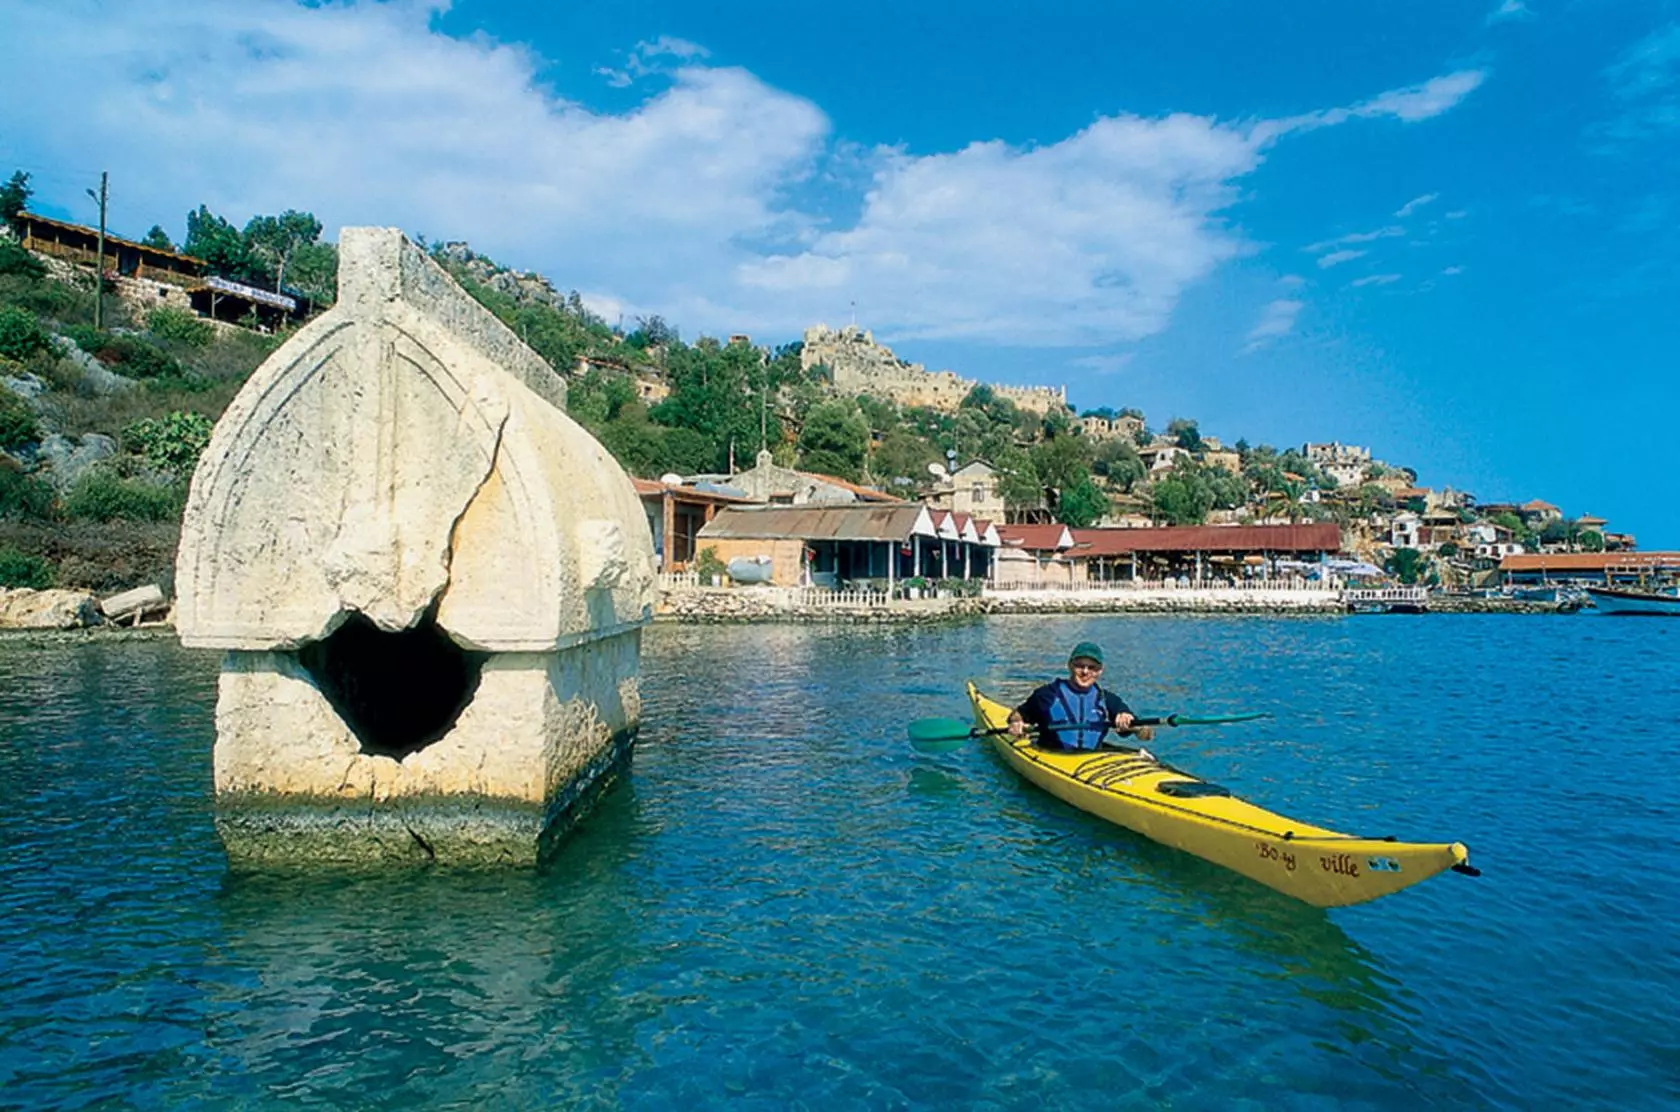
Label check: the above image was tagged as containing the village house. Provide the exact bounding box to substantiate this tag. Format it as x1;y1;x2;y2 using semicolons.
694;448;902;507
926;460;1006;522
1077;413;1146;441
694;504;998;589
634;478;755;574
1201;448;1242;474
576;354;668;403
1138;442;1190;475
1520;499;1563;526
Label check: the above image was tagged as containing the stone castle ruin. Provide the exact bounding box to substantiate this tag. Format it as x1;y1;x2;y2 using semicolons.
801;325;1066;415
175;228;654;867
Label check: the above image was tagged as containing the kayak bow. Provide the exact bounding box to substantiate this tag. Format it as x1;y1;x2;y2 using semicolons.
967;683;1474;908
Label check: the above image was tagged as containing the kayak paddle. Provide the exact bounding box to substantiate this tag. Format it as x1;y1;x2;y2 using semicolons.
907;711;1268;752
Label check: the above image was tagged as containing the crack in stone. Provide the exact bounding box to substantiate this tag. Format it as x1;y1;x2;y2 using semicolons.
436;401;509;640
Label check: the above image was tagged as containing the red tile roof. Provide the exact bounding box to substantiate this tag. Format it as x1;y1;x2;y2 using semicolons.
1071;524;1342;555
997;524;1073;550
1500;552;1680;572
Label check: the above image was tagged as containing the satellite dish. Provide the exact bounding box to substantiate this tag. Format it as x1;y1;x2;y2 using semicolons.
659;472;683;485
928;463;948;479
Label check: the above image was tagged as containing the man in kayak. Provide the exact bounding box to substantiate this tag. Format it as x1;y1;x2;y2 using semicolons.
1006;641;1154;756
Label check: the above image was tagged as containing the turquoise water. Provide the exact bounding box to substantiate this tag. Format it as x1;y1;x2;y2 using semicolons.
1;616;1676;1109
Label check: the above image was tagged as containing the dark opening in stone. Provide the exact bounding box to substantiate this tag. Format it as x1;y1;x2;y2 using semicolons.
298;609;488;759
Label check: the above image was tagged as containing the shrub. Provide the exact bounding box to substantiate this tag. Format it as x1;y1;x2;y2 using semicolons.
0;459;56;520
61;326;183;380
0;546;54;589
0;306;48;361
146;306;214;347
63;469;184;522
0;240;45;280
123;410;214;475
0;388;38;451
695;546;726;583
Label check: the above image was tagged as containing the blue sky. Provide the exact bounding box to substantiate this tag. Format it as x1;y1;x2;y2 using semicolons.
2;1;1677;543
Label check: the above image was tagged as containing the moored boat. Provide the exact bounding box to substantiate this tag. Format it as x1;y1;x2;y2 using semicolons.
1585;585;1680;616
967;683;1474;908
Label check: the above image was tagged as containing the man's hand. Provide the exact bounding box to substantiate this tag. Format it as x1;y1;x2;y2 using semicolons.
1007;712;1026;738
1114;711;1135;732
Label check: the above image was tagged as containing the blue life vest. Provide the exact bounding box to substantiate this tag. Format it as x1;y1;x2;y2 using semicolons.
1046;679;1110;751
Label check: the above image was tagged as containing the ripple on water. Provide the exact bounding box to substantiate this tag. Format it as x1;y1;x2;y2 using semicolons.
0;619;1676;1109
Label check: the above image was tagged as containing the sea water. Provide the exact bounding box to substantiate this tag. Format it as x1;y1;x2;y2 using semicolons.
0;615;1675;1109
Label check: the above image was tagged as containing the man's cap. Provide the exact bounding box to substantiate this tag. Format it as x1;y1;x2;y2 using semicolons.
1068;641;1105;667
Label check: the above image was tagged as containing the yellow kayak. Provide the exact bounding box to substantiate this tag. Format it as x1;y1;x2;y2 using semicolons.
969;683;1474;908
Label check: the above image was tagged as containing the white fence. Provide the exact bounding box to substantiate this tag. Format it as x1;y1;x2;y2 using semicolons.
1343;586;1428;604
987;576;1344;594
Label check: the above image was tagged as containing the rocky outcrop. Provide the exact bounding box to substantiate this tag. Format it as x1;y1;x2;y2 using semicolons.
801;324;1066;416
0;588;101;629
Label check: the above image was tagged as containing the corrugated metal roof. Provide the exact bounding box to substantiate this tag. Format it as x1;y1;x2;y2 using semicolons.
631;478;754;505
997;524;1073;550
699;504;929;542
1071;524;1342;555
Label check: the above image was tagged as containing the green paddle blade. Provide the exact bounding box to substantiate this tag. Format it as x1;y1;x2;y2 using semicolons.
909;735;973;754
906;717;977;744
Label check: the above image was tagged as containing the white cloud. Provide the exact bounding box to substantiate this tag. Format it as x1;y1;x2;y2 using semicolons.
1070;353;1134;375
1303;226;1403;253
1395;193;1439;217
1445;209;1469;219
1317;249;1367;268
1487;1;1531;25
1243;298;1303;351
1441;265;1464;275
1351;273;1402;287
0;1;1492;349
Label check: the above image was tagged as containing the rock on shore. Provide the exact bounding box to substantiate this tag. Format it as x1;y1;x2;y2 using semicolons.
0;588;101;630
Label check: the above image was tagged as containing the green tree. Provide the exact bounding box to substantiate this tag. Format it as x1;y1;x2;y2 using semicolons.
184;205;254;278
141;224;175;251
995;446;1043;511
1167;417;1202;452
1057;476;1110;528
286;240;339;306
1386;547;1425;584
1581;530;1605;552
243;210;324;291
872;427;939;488
1030;431;1095;494
798;400;869;481
1091;438;1146;491
1151;467;1216;525
0;171;30;235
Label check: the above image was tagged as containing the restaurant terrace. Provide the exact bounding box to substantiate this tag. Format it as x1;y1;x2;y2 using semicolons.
695;504;999;588
994;523;1344;587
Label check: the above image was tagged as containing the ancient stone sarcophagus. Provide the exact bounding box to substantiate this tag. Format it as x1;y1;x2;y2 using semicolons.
176;228;654;866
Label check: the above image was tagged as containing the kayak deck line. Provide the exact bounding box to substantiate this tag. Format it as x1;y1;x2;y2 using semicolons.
968;682;1474;907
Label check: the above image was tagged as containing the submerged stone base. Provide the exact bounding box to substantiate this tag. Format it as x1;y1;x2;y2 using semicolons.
215;727;635;868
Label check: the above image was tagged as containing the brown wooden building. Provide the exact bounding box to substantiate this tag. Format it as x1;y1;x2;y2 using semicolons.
16;211;206;287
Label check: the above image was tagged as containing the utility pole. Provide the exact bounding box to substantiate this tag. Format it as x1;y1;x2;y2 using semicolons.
86;171;108;330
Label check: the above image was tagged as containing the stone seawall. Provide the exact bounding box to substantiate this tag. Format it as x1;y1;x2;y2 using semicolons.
657;587;1345;621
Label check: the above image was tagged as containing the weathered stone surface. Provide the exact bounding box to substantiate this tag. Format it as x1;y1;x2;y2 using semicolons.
49;335;137;395
2;372;47;401
0;588;101;629
212;631;641;866
36;433;117;491
176;227;650;651
175;227;654;866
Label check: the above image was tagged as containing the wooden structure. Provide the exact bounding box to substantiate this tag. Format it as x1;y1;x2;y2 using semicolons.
633;479;754;574
16;211;206;286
